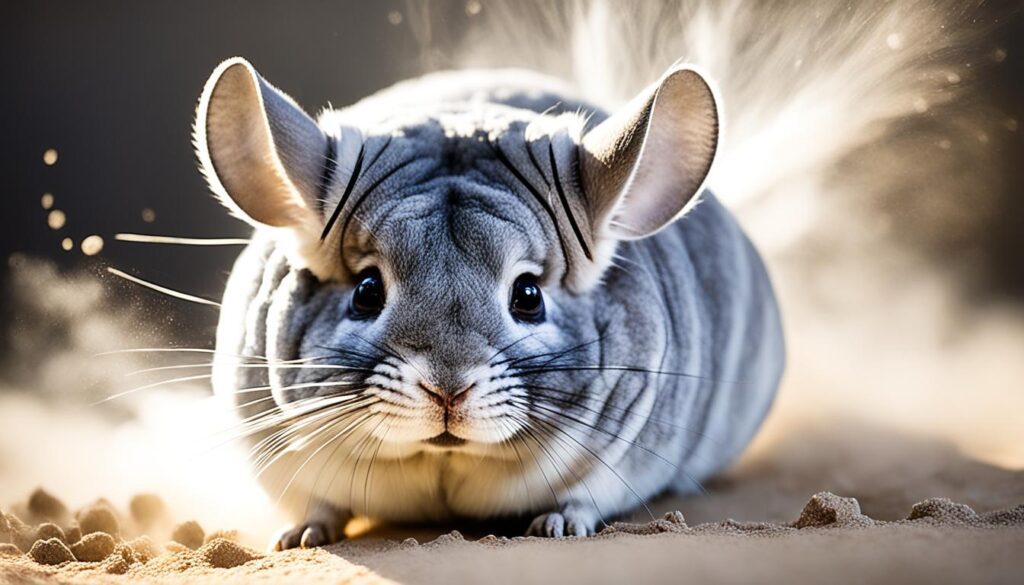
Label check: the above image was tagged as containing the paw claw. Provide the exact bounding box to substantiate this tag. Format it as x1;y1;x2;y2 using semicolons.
274;521;343;550
527;511;595;538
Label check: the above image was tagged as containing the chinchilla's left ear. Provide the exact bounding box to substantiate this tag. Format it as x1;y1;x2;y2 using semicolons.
579;66;718;241
194;57;328;233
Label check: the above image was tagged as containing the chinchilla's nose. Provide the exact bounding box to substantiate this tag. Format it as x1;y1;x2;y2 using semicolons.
418;379;472;409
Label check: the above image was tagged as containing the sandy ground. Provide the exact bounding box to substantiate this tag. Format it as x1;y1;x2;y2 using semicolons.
3;407;1022;585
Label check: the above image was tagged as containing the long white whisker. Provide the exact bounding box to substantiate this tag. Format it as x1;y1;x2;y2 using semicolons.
92;373;212;405
125;360;368;377
107;267;221;307
274;413;378;505
250;404;373;473
115;233;251;246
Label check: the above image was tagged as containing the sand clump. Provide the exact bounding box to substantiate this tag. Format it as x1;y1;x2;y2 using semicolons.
0;543;22;557
199;538;262;569
907;498;978;523
129;493;168;529
71;532;116;562
171;520;205;550
34;523;66;543
29;538;74;565
793;492;874;528
127;535;161;563
28;489;69;524
77;504;120;538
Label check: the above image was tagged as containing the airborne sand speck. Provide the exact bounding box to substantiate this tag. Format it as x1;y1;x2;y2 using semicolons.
80;235;104;256
46;210;65;230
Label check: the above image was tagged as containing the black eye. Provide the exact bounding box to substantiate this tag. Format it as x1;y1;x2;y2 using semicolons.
510;274;545;323
350;268;385;318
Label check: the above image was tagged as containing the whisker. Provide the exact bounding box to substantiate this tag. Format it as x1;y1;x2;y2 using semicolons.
224;379;367;397
339;154;416;245
106;267;220;307
486;333;538;364
513;410;607;528
493;337;602;368
529;401;693;487
94;348;268;362
91;373;212;405
498;419;534;510
269;412;377;498
514;364;745;385
114;233;250;246
506;413;567;508
123;356;336;377
363;422;389;517
523;406;655;520
489;136;572;264
348;418;387;512
522;383;724;444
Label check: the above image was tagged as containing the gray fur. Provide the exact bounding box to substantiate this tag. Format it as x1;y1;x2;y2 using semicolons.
200;59;784;544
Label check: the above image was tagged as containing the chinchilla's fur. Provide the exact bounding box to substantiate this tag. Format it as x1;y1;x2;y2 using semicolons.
197;58;783;547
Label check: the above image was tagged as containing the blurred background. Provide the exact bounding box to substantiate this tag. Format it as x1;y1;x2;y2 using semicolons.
0;0;1021;541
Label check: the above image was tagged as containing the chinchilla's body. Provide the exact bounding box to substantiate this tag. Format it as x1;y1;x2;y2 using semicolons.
198;61;783;547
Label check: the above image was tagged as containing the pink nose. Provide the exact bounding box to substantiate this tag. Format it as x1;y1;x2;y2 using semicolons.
419;381;472;409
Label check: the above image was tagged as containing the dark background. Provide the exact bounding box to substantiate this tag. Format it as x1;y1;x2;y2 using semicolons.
2;0;1022;351
0;0;471;346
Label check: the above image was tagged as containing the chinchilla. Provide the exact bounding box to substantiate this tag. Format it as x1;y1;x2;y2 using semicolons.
196;56;783;548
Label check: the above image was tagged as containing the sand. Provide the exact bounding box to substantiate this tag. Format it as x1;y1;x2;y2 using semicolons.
0;491;392;585
2;436;1023;585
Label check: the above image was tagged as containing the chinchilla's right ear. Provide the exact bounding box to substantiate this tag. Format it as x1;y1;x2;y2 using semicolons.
194;57;329;235
578;66;718;242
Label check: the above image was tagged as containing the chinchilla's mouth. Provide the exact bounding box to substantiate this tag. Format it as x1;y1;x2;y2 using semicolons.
423;431;468;448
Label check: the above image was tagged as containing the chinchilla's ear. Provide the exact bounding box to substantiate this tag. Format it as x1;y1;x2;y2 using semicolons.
579;66;718;241
194;57;328;232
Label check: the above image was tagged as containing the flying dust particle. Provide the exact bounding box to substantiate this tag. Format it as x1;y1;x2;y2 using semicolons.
992;48;1007;63
41;193;54;209
387;10;403;25
977;132;989;144
142;208;156;223
1006;118;1018;132
81;235;104;256
466;1;482;16
912;97;928;113
47;210;66;230
61;238;73;251
886;33;903;50
938;139;952;150
946;72;961;84
42;149;58;166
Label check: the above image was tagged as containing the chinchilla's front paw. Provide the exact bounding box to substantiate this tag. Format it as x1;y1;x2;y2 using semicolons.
273;520;343;550
273;510;351;550
526;505;600;538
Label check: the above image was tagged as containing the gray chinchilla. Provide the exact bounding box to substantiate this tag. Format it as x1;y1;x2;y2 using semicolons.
195;57;784;548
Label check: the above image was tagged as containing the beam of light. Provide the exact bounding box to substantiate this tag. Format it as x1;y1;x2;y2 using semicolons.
114;233;251;246
106;266;221;307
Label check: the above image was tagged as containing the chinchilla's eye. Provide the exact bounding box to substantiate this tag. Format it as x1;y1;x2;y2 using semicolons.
350;268;385;318
510;274;545;323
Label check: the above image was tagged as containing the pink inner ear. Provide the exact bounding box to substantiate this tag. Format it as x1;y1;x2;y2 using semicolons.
197;58;325;229
581;67;718;241
612;68;718;238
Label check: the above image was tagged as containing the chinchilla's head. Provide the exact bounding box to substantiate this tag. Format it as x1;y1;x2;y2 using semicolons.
196;57;717;462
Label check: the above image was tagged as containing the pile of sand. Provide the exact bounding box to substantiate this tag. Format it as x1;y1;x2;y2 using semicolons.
0;489;388;584
2;487;1022;585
